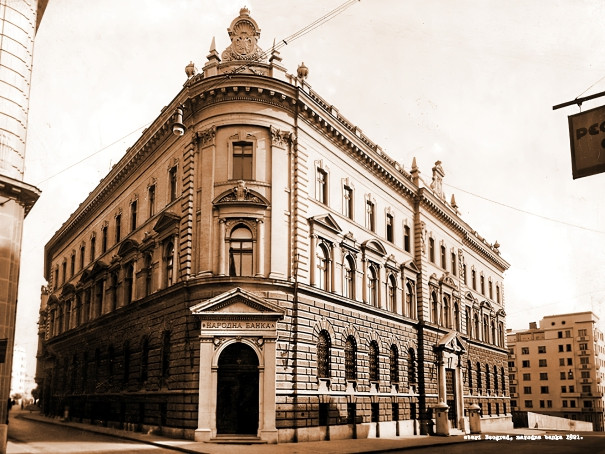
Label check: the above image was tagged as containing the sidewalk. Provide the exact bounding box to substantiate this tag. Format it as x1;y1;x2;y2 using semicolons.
13;410;545;454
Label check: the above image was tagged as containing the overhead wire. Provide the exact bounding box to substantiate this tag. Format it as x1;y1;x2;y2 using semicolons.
34;0;360;187
444;182;605;235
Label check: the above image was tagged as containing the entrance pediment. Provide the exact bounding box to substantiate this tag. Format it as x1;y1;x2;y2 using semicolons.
190;287;284;317
435;331;466;355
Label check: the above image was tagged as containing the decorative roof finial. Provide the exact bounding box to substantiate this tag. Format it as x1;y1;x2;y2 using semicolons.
185;61;197;78
297;62;309;80
450;194;458;214
430;160;446;201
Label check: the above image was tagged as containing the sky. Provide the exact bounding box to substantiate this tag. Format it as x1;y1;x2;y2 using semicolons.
15;0;605;379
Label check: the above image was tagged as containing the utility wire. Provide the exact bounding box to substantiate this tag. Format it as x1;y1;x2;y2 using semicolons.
576;73;605;100
35;123;151;185
34;0;360;186
444;182;605;234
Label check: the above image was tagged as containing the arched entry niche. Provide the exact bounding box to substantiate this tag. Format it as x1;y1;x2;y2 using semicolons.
216;342;260;435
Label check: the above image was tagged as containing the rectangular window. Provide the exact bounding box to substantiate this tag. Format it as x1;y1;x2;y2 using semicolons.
148;184;156;217
558;331;563;338
539;359;547;367
540;373;548;380
524;400;533;408
232;142;252;180
570;400;576;408
101;226;108;253
70;254;75;277
130;200;137;232
521;347;529;354
581;371;590;379
538;345;546;353
463;264;467;284
566;344;571;351
429;238;435;263
472;269;476;290
523;386;532;394
580;343;588;350
440;245;446;269
562;400;568;408
316;167;328;204
569;385;574;392
80;245;86;270
541;386;549;394
567;358;572;365
523;373;531;381
343;185;353;220
115;214;121;243
404;225;411;252
489;281;493;299
169;165;178;201
561;386;567;393
558;345;564;352
539;400;545;408
480;275;485;295
580;357;589;364
90;236;96;261
522;360;530;368
451;252;457;276
386;213;394;242
366;200;375;232
560;371;567;380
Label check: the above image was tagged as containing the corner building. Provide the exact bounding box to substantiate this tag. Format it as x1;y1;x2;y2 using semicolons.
36;9;512;443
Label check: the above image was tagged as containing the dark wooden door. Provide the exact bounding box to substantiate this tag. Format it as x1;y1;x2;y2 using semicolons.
216;343;259;435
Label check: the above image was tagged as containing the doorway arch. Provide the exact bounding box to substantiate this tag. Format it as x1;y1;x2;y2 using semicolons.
216;342;260;435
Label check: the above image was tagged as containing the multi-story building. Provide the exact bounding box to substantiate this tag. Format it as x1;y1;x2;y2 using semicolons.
1;1;47;451
35;8;511;444
507;311;605;431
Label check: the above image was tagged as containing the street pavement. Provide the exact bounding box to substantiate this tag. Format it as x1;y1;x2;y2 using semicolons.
7;408;579;454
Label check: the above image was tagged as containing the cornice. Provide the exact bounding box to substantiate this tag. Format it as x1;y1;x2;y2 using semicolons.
418;188;509;271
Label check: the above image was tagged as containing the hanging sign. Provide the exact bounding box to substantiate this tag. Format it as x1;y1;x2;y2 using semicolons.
568;104;605;179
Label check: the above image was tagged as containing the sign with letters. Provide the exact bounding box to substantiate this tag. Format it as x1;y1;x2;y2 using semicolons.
568;104;605;179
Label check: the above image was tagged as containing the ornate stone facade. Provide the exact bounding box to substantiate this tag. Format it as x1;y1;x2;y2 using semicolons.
35;9;512;445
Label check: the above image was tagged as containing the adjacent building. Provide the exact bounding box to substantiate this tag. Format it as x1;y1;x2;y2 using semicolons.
0;1;47;452
507;311;605;431
35;9;511;443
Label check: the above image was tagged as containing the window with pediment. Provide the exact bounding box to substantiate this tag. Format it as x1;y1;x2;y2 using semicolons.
454;301;460;331
316;167;328;205
343;185;353;220
405;282;415;318
387;274;396;312
368;265;378;307
124;262;134;305
316;242;330;291
343;254;355;299
169;165;178;201
431;290;439;324
164;239;176;285
229;225;253;277
366;199;375;232
404;225;411;252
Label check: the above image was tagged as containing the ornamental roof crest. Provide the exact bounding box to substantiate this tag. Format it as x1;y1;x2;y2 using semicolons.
222;8;266;62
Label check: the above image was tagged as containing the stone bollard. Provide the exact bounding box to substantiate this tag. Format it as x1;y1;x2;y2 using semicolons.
434;402;450;436
467;404;482;434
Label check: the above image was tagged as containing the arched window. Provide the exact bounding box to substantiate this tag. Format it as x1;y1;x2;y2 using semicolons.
369;341;379;382
465;307;472;336
476;362;482;391
408;348;417;384
316;243;330;290
229;225;253;277
345;336;357;381
368;266;378;307
501;367;506;393
405;282;414;318
443;296;451;327
317;330;331;379
467;360;473;390
141;337;150;383
431;291;439;324
498;322;504;347
493;365;498;391
124;263;134;305
343;255;355;299
387;274;396;312
485;363;491;391
390;345;399;384
144;253;152;297
474;314;480;340
454;302;460;331
483;315;489;342
491;321;496;345
165;240;175;285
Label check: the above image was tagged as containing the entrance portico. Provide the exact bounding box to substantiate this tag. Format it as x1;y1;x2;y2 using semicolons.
433;332;466;434
190;287;284;443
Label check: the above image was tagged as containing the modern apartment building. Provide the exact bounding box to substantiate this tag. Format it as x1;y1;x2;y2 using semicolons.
507;311;605;431
35;8;512;443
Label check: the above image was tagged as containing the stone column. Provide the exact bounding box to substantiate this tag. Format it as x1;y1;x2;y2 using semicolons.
195;339;214;441
255;219;264;277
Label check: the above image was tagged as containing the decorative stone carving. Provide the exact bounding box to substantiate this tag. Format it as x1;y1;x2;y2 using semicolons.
430;160;446;201
197;126;216;147
222;8;266;62
270;125;291;148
